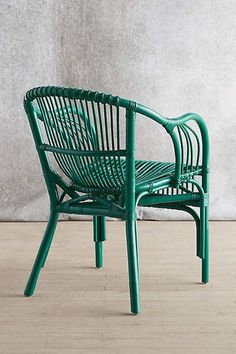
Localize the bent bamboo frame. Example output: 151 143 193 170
23 86 210 314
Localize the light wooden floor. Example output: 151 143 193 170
0 221 235 354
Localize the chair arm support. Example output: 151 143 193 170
136 104 209 188
164 113 209 187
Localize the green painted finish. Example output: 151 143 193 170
125 107 140 314
95 241 103 268
24 211 58 296
93 216 106 268
23 86 210 313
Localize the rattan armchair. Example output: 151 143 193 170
23 86 209 314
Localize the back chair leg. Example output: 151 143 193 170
24 211 59 296
135 220 140 280
202 205 209 283
125 217 140 314
196 217 201 258
93 216 106 268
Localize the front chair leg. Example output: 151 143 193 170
126 217 140 314
93 216 106 268
24 210 59 296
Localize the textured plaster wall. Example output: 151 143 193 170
0 0 235 220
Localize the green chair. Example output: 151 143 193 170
23 86 209 314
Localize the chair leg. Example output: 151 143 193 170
135 220 140 280
125 217 140 314
93 216 106 268
24 211 59 296
41 215 58 268
202 205 209 283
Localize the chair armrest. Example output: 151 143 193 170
164 113 209 187
136 104 209 188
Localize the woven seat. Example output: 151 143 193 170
23 86 209 314
73 158 202 195
71 159 176 194
135 160 175 187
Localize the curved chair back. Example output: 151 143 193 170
24 87 136 195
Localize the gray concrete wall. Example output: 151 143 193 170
0 0 235 220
